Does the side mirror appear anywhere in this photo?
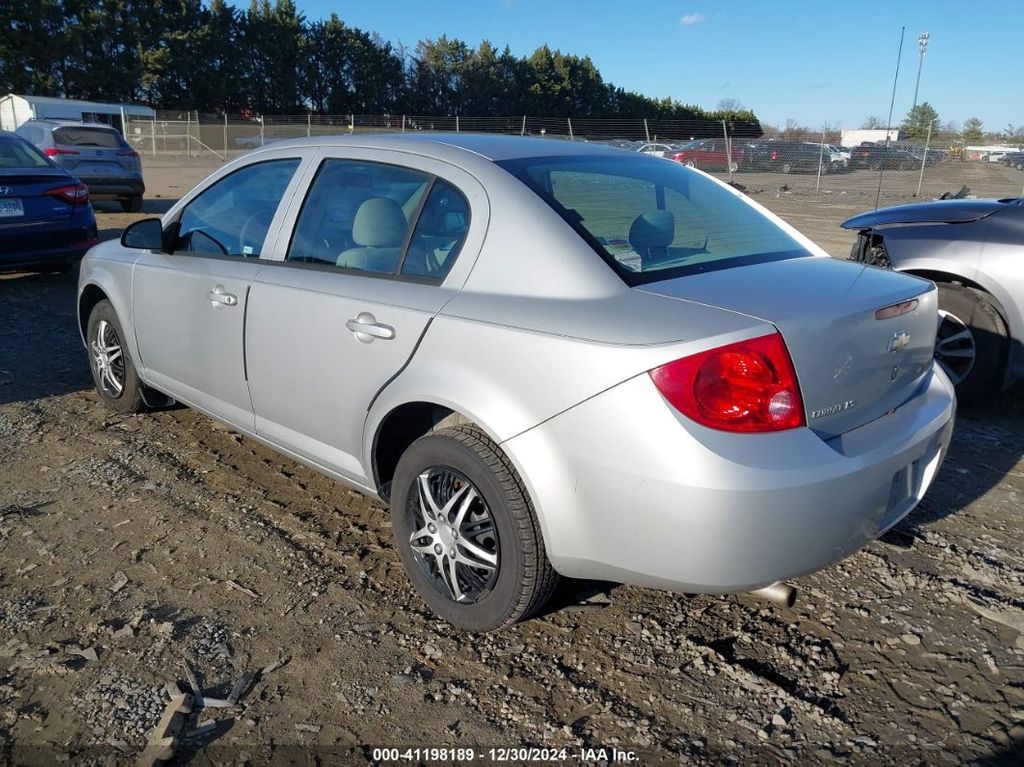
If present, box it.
[121,218,166,251]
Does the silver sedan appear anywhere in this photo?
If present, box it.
[77,134,956,631]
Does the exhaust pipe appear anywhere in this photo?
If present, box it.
[749,582,797,608]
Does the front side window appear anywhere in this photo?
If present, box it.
[175,159,300,258]
[497,154,809,284]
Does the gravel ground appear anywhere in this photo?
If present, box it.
[0,160,1022,764]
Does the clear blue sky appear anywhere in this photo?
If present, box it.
[293,0,1022,131]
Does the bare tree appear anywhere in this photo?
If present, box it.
[716,98,744,113]
[861,115,883,129]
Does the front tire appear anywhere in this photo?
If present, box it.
[935,284,1007,404]
[390,426,558,631]
[87,300,147,413]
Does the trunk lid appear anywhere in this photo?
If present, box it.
[0,169,78,223]
[636,256,938,438]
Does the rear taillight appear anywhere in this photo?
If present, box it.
[45,183,90,204]
[669,153,684,162]
[43,147,80,157]
[118,149,139,158]
[649,333,805,433]
[770,150,778,161]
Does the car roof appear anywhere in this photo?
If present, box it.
[22,119,119,130]
[245,132,631,163]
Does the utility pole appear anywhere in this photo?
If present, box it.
[911,32,929,112]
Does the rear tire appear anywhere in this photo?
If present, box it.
[935,284,1007,404]
[121,196,143,213]
[390,426,558,631]
[781,162,792,174]
[87,300,147,413]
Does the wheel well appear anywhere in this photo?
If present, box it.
[903,269,1011,329]
[78,284,108,340]
[373,403,472,501]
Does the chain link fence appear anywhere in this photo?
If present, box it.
[125,110,1024,203]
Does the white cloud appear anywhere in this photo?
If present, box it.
[680,12,706,26]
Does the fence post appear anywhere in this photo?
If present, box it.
[307,113,311,138]
[350,114,355,134]
[816,131,826,191]
[521,115,526,136]
[401,115,406,133]
[567,118,574,141]
[187,111,193,158]
[151,117,157,158]
[916,123,932,197]
[259,115,265,146]
[223,113,228,159]
[722,119,733,183]
[455,115,460,132]
[643,118,650,142]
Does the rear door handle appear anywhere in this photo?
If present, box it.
[346,312,395,343]
[208,286,238,307]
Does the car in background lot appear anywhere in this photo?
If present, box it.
[848,143,918,171]
[667,138,743,172]
[15,119,145,212]
[844,197,1024,403]
[635,142,680,158]
[0,131,98,272]
[999,152,1024,170]
[747,141,827,174]
[77,133,955,631]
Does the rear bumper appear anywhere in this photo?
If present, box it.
[504,364,956,593]
[79,177,145,198]
[0,214,98,270]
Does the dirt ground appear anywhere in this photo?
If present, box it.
[1,155,1023,764]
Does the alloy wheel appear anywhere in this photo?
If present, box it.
[91,319,125,397]
[935,309,976,385]
[407,467,499,604]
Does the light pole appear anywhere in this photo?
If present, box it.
[911,32,929,113]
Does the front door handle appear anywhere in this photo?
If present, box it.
[208,286,238,307]
[346,312,395,343]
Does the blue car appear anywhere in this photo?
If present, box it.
[0,130,98,272]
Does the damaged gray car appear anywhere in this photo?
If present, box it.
[844,198,1024,403]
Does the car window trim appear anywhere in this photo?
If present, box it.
[282,157,463,286]
[165,156,303,260]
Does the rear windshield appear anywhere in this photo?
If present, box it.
[0,136,50,168]
[54,127,125,149]
[497,154,810,285]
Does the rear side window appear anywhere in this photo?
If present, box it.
[0,136,50,168]
[288,160,430,273]
[498,154,809,285]
[53,127,126,149]
[401,180,469,279]
[287,159,471,281]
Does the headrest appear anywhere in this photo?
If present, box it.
[628,210,675,254]
[352,197,407,248]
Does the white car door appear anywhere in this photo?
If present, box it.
[132,150,314,428]
[244,148,488,485]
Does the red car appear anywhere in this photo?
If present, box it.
[668,139,743,172]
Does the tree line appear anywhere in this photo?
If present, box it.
[1,0,762,133]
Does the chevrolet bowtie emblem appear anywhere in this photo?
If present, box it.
[888,332,911,353]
